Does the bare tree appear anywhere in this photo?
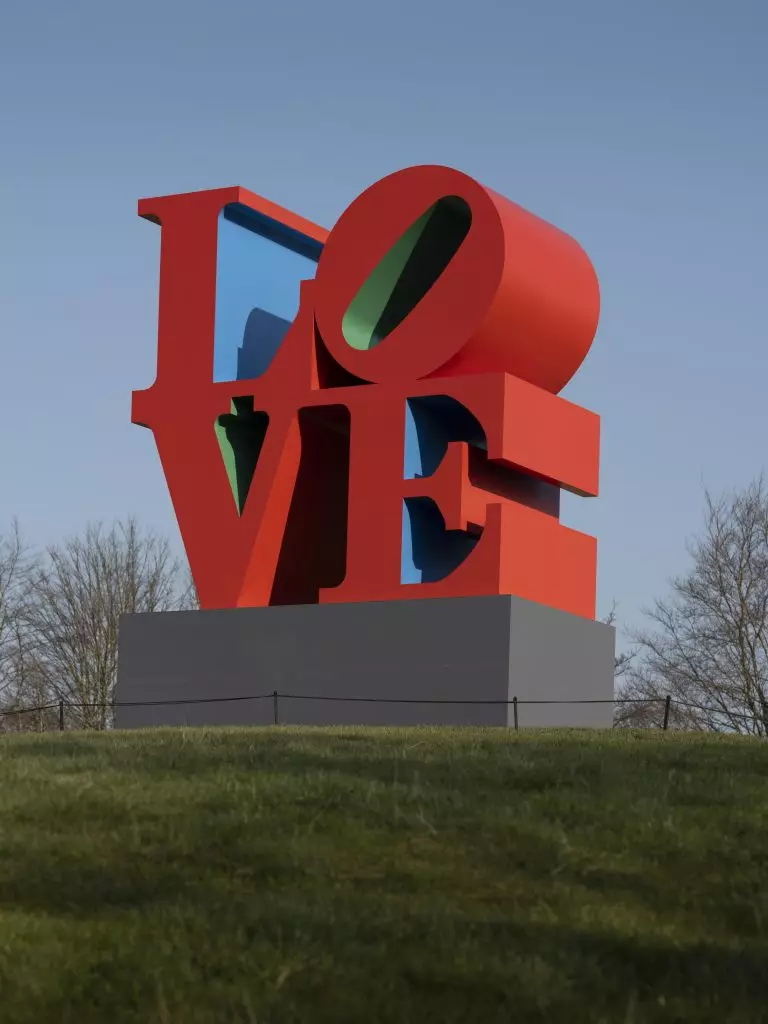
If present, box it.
[613,668,696,731]
[603,604,665,730]
[178,564,200,611]
[21,519,191,729]
[0,521,39,730]
[617,479,768,735]
[602,602,634,679]
[0,521,25,690]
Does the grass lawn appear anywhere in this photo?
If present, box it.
[0,727,766,1023]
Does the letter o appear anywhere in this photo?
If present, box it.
[313,164,600,394]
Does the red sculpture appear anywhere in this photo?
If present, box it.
[133,165,601,619]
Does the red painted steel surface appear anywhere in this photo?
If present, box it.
[133,167,602,619]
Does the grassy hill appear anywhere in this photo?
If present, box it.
[0,726,766,1023]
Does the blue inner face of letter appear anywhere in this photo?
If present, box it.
[213,204,323,383]
[401,397,484,585]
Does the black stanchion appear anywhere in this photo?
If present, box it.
[663,695,671,731]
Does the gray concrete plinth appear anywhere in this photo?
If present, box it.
[114,595,615,729]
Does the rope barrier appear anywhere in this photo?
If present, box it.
[0,692,763,732]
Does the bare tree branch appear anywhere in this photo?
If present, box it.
[617,478,768,735]
[20,519,190,729]
[0,521,37,728]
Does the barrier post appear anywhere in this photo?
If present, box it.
[663,694,671,731]
[273,690,279,725]
[513,696,519,731]
[59,700,65,732]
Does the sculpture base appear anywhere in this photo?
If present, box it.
[114,595,615,729]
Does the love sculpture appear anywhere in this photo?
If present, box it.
[117,166,615,729]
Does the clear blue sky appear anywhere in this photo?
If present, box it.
[1,0,766,642]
